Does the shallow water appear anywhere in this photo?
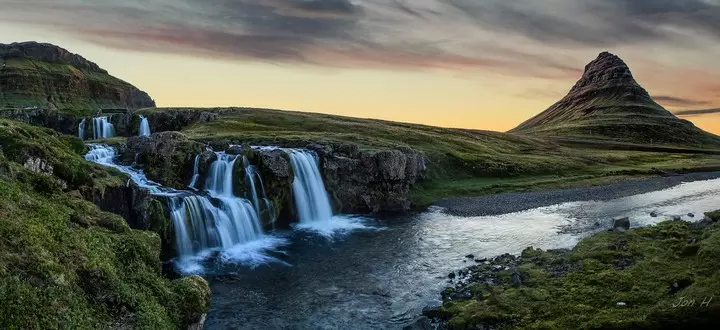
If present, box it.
[204,177,720,330]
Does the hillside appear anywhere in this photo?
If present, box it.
[511,52,720,148]
[0,42,155,115]
[0,118,209,328]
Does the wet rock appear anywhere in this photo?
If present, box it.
[465,254,475,259]
[225,145,245,155]
[403,316,431,330]
[474,258,487,263]
[448,272,456,279]
[673,216,683,221]
[612,217,630,232]
[422,305,452,320]
[687,213,695,218]
[511,271,522,287]
[650,211,658,217]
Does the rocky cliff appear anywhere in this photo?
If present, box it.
[0,41,155,114]
[511,52,720,147]
[121,133,427,228]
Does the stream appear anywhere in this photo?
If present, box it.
[204,176,720,329]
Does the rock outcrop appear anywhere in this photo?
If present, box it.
[511,52,720,147]
[314,143,427,213]
[143,109,218,133]
[1,42,155,112]
[126,132,205,189]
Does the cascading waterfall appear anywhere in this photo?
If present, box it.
[92,116,115,139]
[85,145,270,267]
[167,152,265,256]
[138,115,151,136]
[287,150,334,223]
[78,119,86,140]
[243,156,277,226]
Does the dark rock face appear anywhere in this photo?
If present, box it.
[255,148,294,226]
[126,132,205,189]
[145,109,217,133]
[0,42,155,111]
[321,144,427,213]
[0,108,84,136]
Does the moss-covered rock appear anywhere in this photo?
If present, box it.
[127,132,204,189]
[438,218,720,329]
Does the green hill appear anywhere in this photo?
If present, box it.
[510,52,720,148]
[0,42,155,116]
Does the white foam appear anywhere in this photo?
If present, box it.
[293,215,376,237]
[219,236,290,268]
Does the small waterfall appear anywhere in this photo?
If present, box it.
[188,154,201,189]
[287,150,334,223]
[78,119,86,140]
[92,116,115,139]
[243,156,277,225]
[138,115,151,136]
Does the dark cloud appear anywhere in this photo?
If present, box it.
[653,95,710,107]
[674,108,720,116]
[0,0,719,73]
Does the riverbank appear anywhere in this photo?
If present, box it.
[435,171,720,216]
[420,212,720,329]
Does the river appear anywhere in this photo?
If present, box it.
[204,176,720,329]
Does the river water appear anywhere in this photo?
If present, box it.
[204,177,720,330]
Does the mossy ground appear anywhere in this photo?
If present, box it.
[441,218,720,329]
[0,119,209,329]
[136,108,720,207]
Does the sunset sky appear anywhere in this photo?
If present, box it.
[1,0,719,134]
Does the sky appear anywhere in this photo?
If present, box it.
[1,0,719,134]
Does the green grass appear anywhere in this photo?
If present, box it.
[136,107,720,206]
[442,218,720,329]
[0,119,209,329]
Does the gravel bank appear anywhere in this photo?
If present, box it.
[434,172,720,216]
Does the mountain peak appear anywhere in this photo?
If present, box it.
[510,52,720,147]
[569,51,638,95]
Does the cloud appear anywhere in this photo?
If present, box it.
[1,0,719,76]
[653,95,710,107]
[673,108,720,117]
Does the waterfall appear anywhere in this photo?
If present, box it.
[188,154,201,189]
[78,119,86,140]
[287,150,334,223]
[243,156,277,226]
[85,145,266,263]
[139,115,151,136]
[92,116,115,139]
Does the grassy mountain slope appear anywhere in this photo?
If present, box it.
[137,107,720,205]
[511,52,720,148]
[0,119,208,329]
[0,42,155,116]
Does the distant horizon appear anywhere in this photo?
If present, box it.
[1,0,719,134]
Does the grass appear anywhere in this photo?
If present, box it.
[0,119,209,329]
[441,218,720,329]
[136,107,720,206]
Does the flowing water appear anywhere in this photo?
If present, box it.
[205,176,720,330]
[92,116,115,139]
[139,115,151,136]
[78,118,86,140]
[84,144,720,329]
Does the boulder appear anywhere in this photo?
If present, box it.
[402,316,432,330]
[612,217,630,232]
[127,132,204,189]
